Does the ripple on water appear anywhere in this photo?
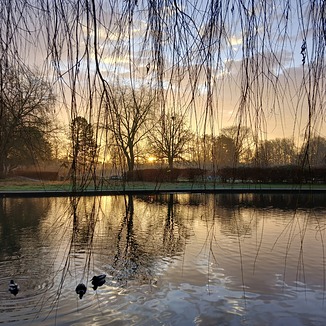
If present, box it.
[2,196,326,325]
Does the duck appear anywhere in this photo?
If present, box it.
[9,280,19,296]
[91,274,106,290]
[75,283,87,299]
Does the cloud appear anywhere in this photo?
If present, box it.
[229,35,243,47]
[98,54,130,66]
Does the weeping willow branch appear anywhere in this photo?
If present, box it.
[1,0,325,180]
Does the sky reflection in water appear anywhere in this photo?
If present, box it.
[0,193,326,325]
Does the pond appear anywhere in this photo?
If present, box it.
[1,193,326,325]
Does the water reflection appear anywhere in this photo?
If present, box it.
[0,198,51,255]
[0,193,326,325]
[215,192,326,210]
[111,195,144,283]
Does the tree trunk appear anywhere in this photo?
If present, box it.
[0,155,7,179]
[168,156,173,170]
[168,156,174,181]
[128,147,135,172]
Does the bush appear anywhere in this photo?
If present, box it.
[217,166,326,184]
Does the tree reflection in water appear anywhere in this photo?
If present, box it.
[50,193,190,302]
[0,197,51,256]
[107,194,189,286]
[163,194,176,255]
[112,195,140,283]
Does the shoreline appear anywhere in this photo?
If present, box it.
[1,182,326,198]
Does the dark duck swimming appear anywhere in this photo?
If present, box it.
[75,283,87,299]
[9,280,19,296]
[91,274,106,290]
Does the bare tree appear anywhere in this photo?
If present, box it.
[147,113,193,170]
[104,87,154,172]
[0,64,55,178]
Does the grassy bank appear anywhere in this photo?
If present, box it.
[0,177,71,191]
[1,177,326,195]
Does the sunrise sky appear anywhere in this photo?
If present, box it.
[6,0,325,143]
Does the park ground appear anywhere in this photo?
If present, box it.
[1,177,326,197]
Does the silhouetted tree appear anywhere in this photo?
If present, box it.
[147,113,193,170]
[299,136,326,167]
[0,64,55,178]
[220,126,254,164]
[70,116,98,179]
[7,126,53,168]
[104,87,154,172]
[213,135,238,167]
[254,138,298,166]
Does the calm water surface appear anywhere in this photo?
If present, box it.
[1,193,326,325]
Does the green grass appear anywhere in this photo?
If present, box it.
[0,178,70,191]
[1,178,326,193]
